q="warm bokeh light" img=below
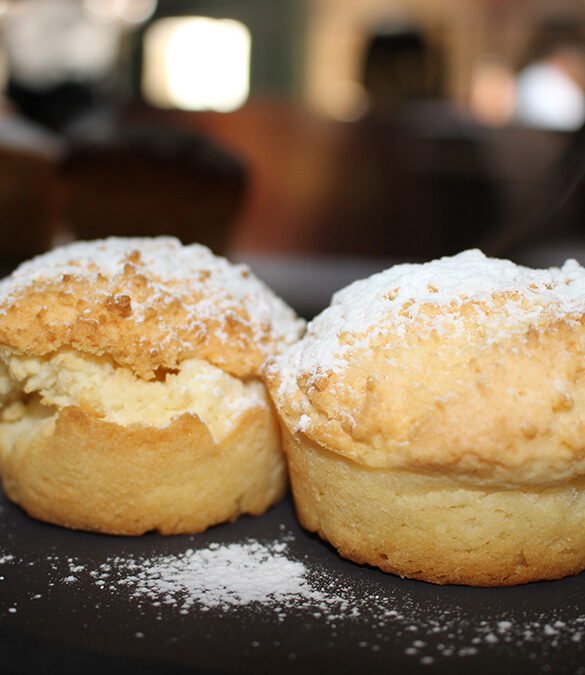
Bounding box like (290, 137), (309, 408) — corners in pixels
(470, 56), (516, 127)
(2, 0), (120, 86)
(142, 17), (251, 113)
(516, 55), (585, 131)
(83, 0), (157, 25)
(320, 79), (369, 121)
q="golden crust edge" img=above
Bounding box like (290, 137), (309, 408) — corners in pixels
(0, 403), (287, 535)
(283, 428), (585, 586)
(266, 320), (585, 487)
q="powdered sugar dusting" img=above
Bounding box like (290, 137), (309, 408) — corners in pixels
(272, 250), (585, 396)
(2, 237), (245, 290)
(0, 237), (304, 353)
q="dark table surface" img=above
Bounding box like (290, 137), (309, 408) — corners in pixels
(0, 486), (584, 675)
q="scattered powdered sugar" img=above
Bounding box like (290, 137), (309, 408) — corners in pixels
(271, 249), (585, 396)
(0, 236), (304, 350)
(1, 534), (584, 669)
(112, 540), (348, 617)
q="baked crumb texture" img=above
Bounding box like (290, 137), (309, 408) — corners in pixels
(0, 237), (304, 535)
(268, 250), (585, 586)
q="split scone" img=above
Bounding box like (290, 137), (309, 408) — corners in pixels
(0, 237), (304, 535)
(267, 250), (585, 586)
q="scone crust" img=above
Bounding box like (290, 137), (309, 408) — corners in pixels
(269, 252), (585, 487)
(1, 403), (286, 535)
(0, 237), (304, 380)
(284, 430), (585, 586)
(271, 318), (585, 486)
(0, 238), (303, 534)
(268, 251), (585, 585)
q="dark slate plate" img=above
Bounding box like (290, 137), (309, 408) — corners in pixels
(0, 486), (584, 675)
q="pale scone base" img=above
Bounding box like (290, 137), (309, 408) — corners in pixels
(285, 431), (585, 586)
(0, 405), (286, 535)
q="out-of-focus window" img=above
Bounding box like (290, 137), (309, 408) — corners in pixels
(142, 17), (251, 113)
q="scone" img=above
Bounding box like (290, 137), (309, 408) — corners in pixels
(0, 237), (304, 535)
(267, 250), (585, 586)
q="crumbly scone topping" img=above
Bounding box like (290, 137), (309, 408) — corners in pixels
(273, 250), (585, 395)
(0, 237), (305, 379)
(268, 250), (585, 485)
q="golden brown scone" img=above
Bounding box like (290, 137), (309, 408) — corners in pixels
(0, 237), (304, 534)
(267, 250), (585, 586)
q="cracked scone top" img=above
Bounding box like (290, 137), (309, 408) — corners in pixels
(0, 237), (305, 535)
(268, 249), (585, 486)
(0, 237), (304, 380)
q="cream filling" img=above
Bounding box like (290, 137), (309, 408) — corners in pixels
(0, 349), (268, 445)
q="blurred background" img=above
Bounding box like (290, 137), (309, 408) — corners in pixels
(0, 0), (584, 316)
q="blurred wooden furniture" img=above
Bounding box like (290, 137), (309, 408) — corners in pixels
(0, 114), (60, 270)
(62, 118), (247, 254)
